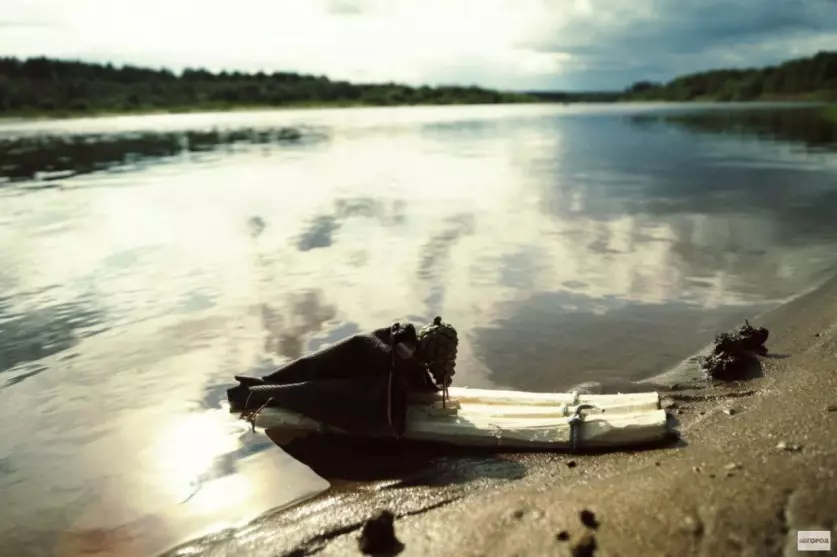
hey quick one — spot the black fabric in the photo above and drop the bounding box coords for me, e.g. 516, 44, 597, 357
226, 323, 438, 437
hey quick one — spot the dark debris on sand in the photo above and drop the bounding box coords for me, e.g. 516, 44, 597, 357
700, 320, 769, 381
556, 510, 601, 556
579, 510, 599, 530
570, 531, 598, 557
358, 510, 402, 555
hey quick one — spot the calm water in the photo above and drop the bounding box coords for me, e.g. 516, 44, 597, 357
1, 103, 837, 556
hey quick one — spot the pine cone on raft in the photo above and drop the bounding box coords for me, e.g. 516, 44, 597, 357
417, 316, 458, 388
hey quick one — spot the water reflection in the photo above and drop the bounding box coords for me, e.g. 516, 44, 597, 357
627, 105, 837, 150
296, 197, 408, 252
1, 104, 837, 557
0, 296, 105, 377
260, 291, 337, 360
52, 410, 328, 557
0, 126, 325, 183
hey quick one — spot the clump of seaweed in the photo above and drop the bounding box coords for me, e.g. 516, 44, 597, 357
701, 320, 769, 380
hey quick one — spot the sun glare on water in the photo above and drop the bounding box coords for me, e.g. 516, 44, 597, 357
57, 409, 273, 557
150, 410, 244, 502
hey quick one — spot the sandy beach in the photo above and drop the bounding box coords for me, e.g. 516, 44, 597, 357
360, 271, 837, 557
171, 269, 837, 557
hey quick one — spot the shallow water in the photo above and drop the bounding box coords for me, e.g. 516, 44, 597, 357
1, 103, 837, 556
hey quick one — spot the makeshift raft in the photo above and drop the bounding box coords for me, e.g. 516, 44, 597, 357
249, 387, 670, 450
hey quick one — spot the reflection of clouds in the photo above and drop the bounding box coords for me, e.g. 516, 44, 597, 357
4, 106, 837, 384
0, 297, 104, 376
295, 197, 407, 252
473, 290, 776, 391
269, 108, 837, 383
296, 214, 340, 251
261, 291, 337, 360
417, 213, 475, 281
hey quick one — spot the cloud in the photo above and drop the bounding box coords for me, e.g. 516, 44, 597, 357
520, 0, 837, 87
0, 0, 835, 89
325, 0, 376, 16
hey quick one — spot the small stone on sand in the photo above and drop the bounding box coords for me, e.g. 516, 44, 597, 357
556, 530, 570, 542
358, 510, 400, 555
566, 460, 578, 468
723, 408, 737, 416
570, 532, 598, 557
579, 509, 599, 530
776, 441, 802, 452
724, 462, 742, 471
682, 516, 703, 535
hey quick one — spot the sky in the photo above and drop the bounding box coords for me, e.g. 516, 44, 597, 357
1, 0, 837, 90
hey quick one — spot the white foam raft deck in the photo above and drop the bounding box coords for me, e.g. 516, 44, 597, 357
252, 387, 671, 450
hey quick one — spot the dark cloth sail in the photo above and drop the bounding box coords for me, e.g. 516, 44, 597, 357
226, 322, 439, 437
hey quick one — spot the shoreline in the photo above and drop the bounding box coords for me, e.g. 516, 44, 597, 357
1, 98, 834, 123
166, 270, 837, 556
648, 262, 837, 387
0, 102, 536, 122
341, 272, 837, 556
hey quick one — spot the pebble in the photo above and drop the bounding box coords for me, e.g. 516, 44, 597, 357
724, 462, 742, 471
358, 510, 399, 555
556, 530, 570, 542
570, 532, 598, 557
723, 408, 737, 416
776, 441, 802, 452
566, 460, 578, 468
827, 405, 837, 413
682, 516, 703, 535
579, 509, 599, 530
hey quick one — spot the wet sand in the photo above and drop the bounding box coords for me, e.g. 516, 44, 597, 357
168, 270, 837, 557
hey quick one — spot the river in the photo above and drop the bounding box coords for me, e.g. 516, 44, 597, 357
1, 103, 836, 556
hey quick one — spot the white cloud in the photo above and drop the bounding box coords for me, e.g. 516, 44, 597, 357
0, 0, 561, 86
0, 0, 835, 89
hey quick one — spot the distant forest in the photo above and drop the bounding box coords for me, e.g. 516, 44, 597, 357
0, 57, 533, 116
621, 50, 837, 102
0, 51, 836, 117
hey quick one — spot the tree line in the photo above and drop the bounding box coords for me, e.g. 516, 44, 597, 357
0, 57, 535, 115
0, 51, 835, 116
623, 50, 837, 102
